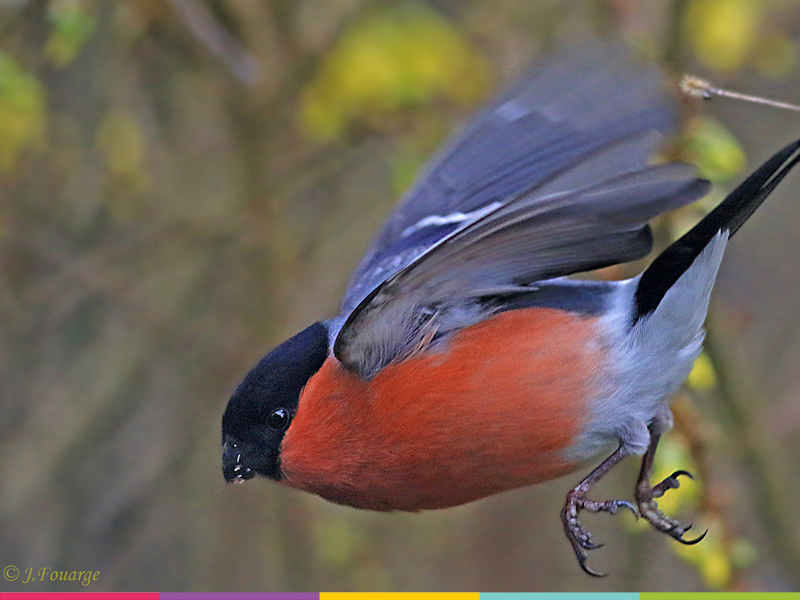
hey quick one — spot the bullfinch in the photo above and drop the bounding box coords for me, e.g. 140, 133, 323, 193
221, 43, 800, 576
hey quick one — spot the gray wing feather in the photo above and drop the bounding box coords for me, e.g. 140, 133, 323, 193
335, 44, 710, 378
377, 157, 708, 303
341, 43, 678, 314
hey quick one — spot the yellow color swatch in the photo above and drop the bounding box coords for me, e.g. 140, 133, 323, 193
323, 594, 479, 600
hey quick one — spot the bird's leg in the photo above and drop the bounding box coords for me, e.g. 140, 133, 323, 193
561, 444, 638, 577
633, 424, 707, 545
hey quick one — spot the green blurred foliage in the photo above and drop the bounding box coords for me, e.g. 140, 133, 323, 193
0, 52, 45, 172
683, 116, 747, 183
44, 0, 97, 67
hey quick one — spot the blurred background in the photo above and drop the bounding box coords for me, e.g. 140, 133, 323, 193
1, 0, 800, 592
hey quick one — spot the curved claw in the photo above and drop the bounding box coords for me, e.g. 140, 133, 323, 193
615, 500, 639, 520
578, 556, 607, 578
635, 429, 709, 553
676, 527, 709, 546
564, 528, 606, 575
651, 469, 696, 498
563, 496, 639, 574
561, 446, 634, 576
637, 467, 708, 547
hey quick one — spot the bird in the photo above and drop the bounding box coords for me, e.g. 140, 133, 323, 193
221, 43, 800, 576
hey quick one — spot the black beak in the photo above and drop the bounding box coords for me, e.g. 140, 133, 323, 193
222, 444, 255, 483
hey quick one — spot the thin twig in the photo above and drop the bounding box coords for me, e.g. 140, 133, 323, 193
681, 75, 800, 112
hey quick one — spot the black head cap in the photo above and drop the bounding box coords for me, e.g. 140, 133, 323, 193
222, 321, 329, 483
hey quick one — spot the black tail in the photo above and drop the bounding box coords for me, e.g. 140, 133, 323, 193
635, 138, 800, 321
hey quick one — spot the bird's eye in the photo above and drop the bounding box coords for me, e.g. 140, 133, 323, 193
267, 408, 291, 431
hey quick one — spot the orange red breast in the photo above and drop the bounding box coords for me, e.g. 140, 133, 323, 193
280, 307, 604, 511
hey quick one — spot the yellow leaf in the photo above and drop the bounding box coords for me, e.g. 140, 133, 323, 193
299, 3, 491, 140
684, 0, 762, 71
688, 351, 717, 391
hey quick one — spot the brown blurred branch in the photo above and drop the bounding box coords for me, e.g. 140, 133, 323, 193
168, 0, 263, 86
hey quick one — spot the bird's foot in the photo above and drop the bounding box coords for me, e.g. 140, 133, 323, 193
561, 489, 638, 576
634, 468, 707, 545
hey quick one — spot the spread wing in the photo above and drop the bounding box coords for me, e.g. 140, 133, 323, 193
334, 43, 710, 379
